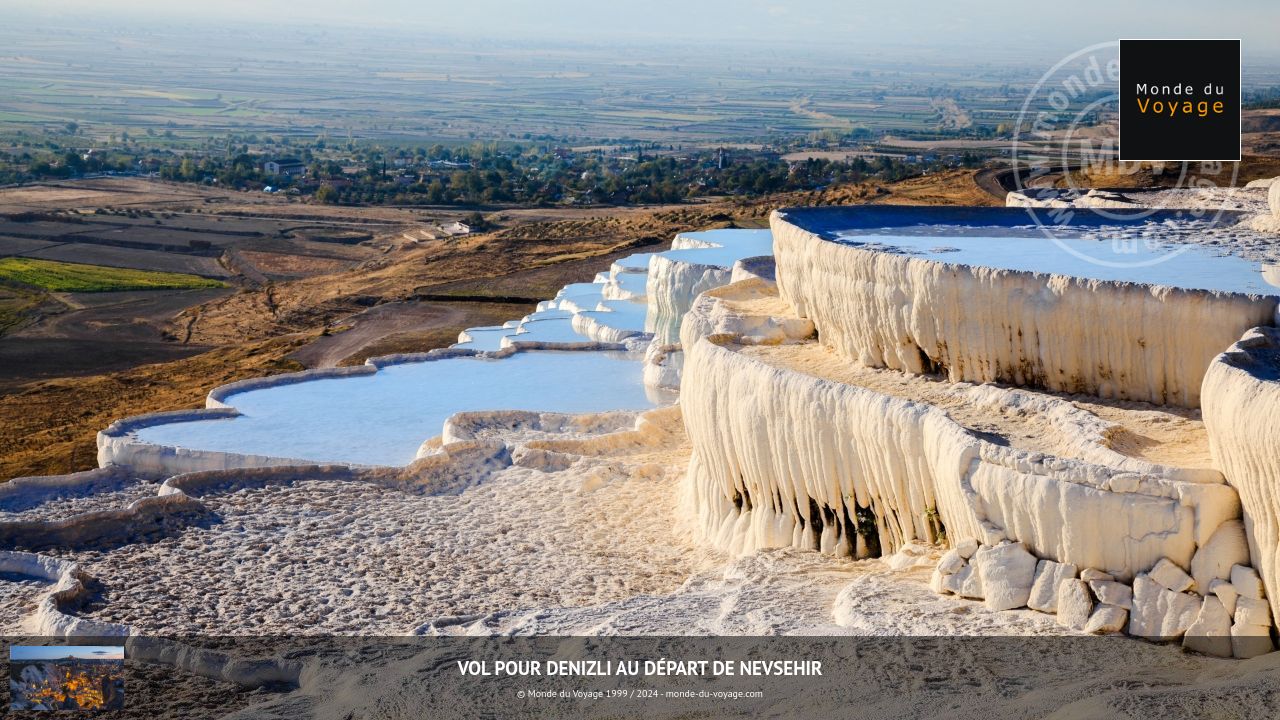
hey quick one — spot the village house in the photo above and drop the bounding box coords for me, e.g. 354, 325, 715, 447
263, 158, 306, 177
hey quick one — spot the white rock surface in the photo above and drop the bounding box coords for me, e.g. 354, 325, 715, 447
1057, 579, 1093, 630
682, 339, 984, 559
973, 542, 1038, 611
1190, 520, 1250, 595
1203, 328, 1280, 630
1270, 181, 1280, 218
885, 542, 933, 571
1231, 622, 1275, 659
1231, 564, 1266, 600
1235, 595, 1273, 628
647, 250, 727, 346
955, 538, 979, 559
1129, 575, 1200, 640
929, 568, 947, 594
1149, 558, 1195, 593
1080, 568, 1115, 583
942, 566, 969, 596
1088, 580, 1133, 610
0, 551, 128, 637
1084, 605, 1128, 635
646, 230, 772, 346
1209, 578, 1239, 617
679, 277, 814, 350
958, 564, 985, 600
937, 549, 966, 575
1028, 559, 1077, 613
1183, 596, 1233, 657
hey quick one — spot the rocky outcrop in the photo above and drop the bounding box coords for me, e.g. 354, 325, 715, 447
931, 541, 1269, 656
641, 257, 787, 391
1203, 327, 1280, 633
1189, 520, 1250, 594
676, 259, 1273, 654
972, 542, 1037, 611
682, 338, 980, 558
771, 209, 1277, 407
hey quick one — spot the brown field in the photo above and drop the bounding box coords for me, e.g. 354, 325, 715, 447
0, 337, 309, 478
18, 242, 230, 277
236, 250, 357, 278
0, 179, 225, 214
1061, 155, 1280, 189
0, 287, 233, 390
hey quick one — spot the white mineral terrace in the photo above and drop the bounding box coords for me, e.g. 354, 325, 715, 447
6, 187, 1280, 694
774, 206, 1279, 407
96, 229, 770, 472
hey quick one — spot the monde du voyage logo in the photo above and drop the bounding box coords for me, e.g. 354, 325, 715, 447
1119, 39, 1241, 161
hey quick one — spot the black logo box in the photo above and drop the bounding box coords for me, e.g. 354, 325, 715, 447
1119, 39, 1241, 162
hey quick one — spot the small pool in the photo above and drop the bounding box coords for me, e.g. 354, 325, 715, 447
612, 252, 655, 271
505, 317, 592, 345
135, 351, 669, 467
549, 285, 607, 313
579, 299, 648, 333
554, 282, 604, 299
665, 229, 774, 267
607, 272, 648, 297
454, 326, 516, 352
784, 206, 1277, 296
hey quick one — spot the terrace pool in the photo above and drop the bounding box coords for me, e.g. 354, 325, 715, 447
578, 299, 648, 334
107, 227, 777, 474
666, 229, 774, 267
505, 317, 592, 345
836, 233, 1275, 295
453, 326, 516, 352
135, 351, 668, 467
784, 206, 1277, 295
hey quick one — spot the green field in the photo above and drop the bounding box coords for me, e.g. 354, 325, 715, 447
0, 257, 227, 292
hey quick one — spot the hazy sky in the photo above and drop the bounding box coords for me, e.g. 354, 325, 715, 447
8, 0, 1280, 57
10, 645, 124, 661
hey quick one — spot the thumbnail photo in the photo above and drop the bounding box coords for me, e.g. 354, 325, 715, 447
9, 645, 125, 712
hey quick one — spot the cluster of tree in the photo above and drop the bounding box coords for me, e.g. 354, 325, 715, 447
1, 149, 137, 181
1244, 86, 1280, 109
305, 147, 958, 207
2, 129, 982, 206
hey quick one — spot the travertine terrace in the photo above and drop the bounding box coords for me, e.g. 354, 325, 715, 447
677, 194, 1280, 658
5, 178, 1280, 708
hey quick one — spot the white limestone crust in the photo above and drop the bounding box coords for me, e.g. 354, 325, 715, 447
681, 338, 1234, 576
1203, 327, 1280, 627
771, 209, 1277, 407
